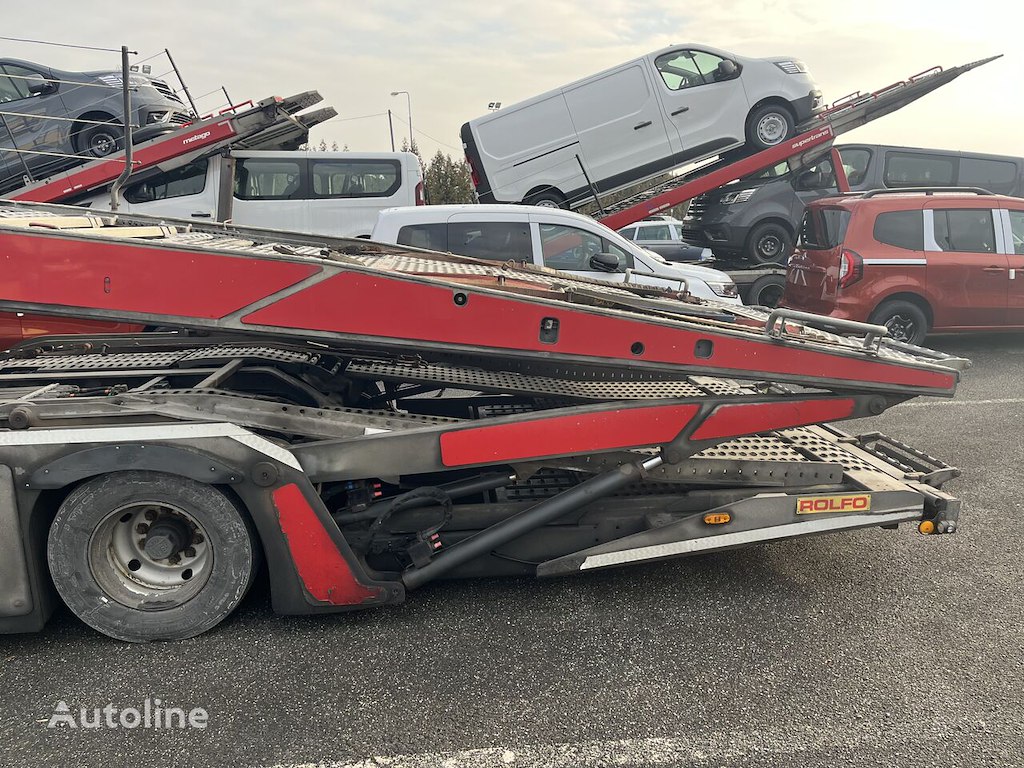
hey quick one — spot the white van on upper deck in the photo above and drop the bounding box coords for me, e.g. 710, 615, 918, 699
461, 43, 822, 210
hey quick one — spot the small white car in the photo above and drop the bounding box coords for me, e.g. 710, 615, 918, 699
461, 44, 823, 209
370, 204, 741, 304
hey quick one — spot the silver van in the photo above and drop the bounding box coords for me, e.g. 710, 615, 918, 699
681, 143, 1024, 264
461, 44, 822, 210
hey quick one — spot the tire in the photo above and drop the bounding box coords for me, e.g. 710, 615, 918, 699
79, 123, 124, 158
748, 274, 787, 308
746, 222, 793, 265
47, 470, 260, 642
524, 189, 567, 209
869, 300, 929, 345
745, 104, 795, 150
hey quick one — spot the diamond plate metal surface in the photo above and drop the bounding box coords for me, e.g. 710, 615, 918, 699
347, 359, 707, 400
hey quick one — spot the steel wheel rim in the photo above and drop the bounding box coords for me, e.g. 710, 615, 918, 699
90, 131, 118, 156
758, 284, 784, 307
534, 198, 559, 208
756, 114, 786, 145
758, 234, 782, 258
88, 501, 212, 610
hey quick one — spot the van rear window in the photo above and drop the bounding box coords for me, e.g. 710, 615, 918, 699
800, 207, 850, 249
397, 223, 447, 251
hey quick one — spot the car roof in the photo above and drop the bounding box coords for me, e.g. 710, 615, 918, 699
377, 204, 603, 224
807, 189, 1024, 211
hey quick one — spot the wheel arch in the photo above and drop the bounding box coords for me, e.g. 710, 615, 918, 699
71, 110, 120, 151
523, 185, 566, 206
873, 291, 934, 327
747, 95, 796, 120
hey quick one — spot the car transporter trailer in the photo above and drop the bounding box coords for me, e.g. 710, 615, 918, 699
0, 201, 967, 641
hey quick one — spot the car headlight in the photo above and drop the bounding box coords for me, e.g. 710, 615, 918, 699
708, 281, 738, 298
720, 188, 756, 205
774, 60, 807, 75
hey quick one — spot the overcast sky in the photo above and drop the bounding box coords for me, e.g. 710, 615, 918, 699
6, 0, 1021, 160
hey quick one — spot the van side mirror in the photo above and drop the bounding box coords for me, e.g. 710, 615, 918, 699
26, 75, 55, 96
716, 60, 739, 80
589, 252, 621, 272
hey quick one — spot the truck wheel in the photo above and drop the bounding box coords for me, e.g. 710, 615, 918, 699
869, 300, 929, 345
47, 471, 260, 642
524, 190, 567, 208
748, 274, 787, 308
746, 222, 793, 265
79, 124, 124, 157
745, 104, 795, 150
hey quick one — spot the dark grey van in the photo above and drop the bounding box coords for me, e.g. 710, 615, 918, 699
681, 143, 1024, 264
0, 58, 193, 195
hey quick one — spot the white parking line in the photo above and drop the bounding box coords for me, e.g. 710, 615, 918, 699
902, 397, 1024, 408
270, 722, 952, 768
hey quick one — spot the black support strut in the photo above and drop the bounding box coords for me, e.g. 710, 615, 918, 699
401, 455, 663, 589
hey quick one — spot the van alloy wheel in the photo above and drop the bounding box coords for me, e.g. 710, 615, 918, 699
883, 313, 919, 343
870, 299, 929, 346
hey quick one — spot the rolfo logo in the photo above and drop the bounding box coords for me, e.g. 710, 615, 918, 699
46, 698, 208, 729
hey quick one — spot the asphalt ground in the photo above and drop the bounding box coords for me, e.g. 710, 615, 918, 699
1, 333, 1022, 768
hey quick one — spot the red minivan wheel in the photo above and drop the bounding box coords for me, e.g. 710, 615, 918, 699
870, 300, 929, 346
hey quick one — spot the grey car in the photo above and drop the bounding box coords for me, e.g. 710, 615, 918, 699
0, 58, 194, 195
617, 218, 714, 263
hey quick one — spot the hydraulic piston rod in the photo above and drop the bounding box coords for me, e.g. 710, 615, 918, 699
402, 455, 663, 589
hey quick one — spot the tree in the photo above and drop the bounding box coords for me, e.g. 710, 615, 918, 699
423, 150, 475, 205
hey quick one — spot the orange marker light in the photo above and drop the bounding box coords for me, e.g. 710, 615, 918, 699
918, 520, 935, 535
704, 512, 731, 525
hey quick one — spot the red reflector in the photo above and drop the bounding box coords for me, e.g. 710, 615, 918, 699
465, 154, 480, 188
415, 180, 425, 206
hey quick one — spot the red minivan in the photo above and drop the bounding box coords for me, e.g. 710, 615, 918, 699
782, 188, 1024, 345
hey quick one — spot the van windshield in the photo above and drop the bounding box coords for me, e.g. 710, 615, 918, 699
800, 207, 850, 249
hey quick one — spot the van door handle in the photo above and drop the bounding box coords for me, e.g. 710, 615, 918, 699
633, 121, 653, 130
982, 265, 1005, 273
671, 106, 690, 116
191, 212, 212, 218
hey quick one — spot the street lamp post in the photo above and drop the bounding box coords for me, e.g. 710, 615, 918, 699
390, 90, 413, 150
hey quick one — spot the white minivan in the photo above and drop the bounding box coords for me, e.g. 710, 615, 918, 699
370, 204, 741, 305
461, 44, 822, 209
81, 151, 424, 237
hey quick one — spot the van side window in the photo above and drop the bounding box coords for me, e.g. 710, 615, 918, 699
0, 64, 33, 102
1008, 211, 1024, 255
958, 158, 1017, 194
883, 152, 955, 187
397, 224, 447, 251
619, 226, 637, 241
873, 211, 923, 250
539, 224, 633, 270
655, 51, 725, 90
932, 209, 996, 253
837, 148, 872, 187
124, 159, 208, 203
234, 159, 303, 200
311, 160, 400, 199
447, 222, 532, 262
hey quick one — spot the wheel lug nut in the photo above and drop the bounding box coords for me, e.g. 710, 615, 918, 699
192, 533, 205, 544
144, 510, 157, 521
168, 555, 181, 565
136, 523, 150, 534
184, 547, 196, 558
